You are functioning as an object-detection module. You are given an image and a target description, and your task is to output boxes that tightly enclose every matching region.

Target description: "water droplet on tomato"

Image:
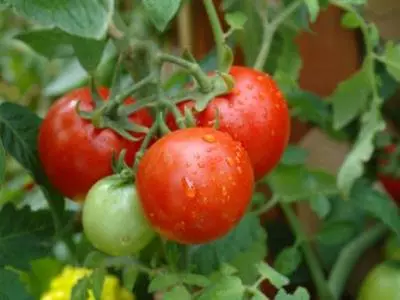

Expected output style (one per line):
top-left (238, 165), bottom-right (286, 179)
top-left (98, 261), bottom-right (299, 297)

top-left (182, 177), bottom-right (196, 198)
top-left (257, 75), bottom-right (264, 81)
top-left (237, 166), bottom-right (243, 174)
top-left (202, 134), bottom-right (216, 143)
top-left (120, 236), bottom-right (131, 245)
top-left (226, 157), bottom-right (235, 167)
top-left (197, 161), bottom-right (206, 168)
top-left (222, 186), bottom-right (228, 196)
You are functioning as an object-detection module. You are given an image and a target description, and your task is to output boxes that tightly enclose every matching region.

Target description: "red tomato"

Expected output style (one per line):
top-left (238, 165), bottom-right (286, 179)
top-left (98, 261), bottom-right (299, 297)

top-left (136, 127), bottom-right (254, 244)
top-left (38, 87), bottom-right (153, 201)
top-left (378, 145), bottom-right (400, 205)
top-left (167, 66), bottom-right (291, 180)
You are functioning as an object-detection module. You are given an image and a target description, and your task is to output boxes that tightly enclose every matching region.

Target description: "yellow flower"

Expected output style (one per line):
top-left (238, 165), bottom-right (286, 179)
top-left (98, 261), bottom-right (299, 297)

top-left (40, 266), bottom-right (134, 300)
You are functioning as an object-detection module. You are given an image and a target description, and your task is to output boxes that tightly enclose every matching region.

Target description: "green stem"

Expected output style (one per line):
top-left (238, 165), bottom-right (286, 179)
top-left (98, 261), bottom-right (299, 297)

top-left (132, 123), bottom-right (158, 173)
top-left (254, 195), bottom-right (279, 216)
top-left (157, 53), bottom-right (213, 93)
top-left (254, 0), bottom-right (302, 71)
top-left (114, 73), bottom-right (156, 105)
top-left (280, 203), bottom-right (334, 300)
top-left (328, 223), bottom-right (387, 300)
top-left (203, 0), bottom-right (226, 71)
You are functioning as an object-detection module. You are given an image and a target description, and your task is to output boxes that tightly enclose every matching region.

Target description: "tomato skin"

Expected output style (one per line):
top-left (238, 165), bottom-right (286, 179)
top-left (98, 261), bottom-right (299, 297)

top-left (38, 87), bottom-right (153, 201)
top-left (167, 66), bottom-right (290, 180)
top-left (136, 127), bottom-right (254, 244)
top-left (378, 145), bottom-right (400, 205)
top-left (82, 175), bottom-right (155, 256)
top-left (358, 261), bottom-right (400, 300)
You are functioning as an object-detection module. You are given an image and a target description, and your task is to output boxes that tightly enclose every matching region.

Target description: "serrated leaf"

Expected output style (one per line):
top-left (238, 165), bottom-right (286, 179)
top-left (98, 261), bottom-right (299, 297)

top-left (225, 11), bottom-right (248, 30)
top-left (0, 204), bottom-right (55, 270)
top-left (198, 275), bottom-right (245, 300)
top-left (188, 213), bottom-right (266, 276)
top-left (309, 194), bottom-right (331, 219)
top-left (5, 0), bottom-right (114, 39)
top-left (274, 246), bottom-right (302, 276)
top-left (275, 287), bottom-right (310, 300)
top-left (341, 11), bottom-right (361, 28)
top-left (71, 276), bottom-right (91, 300)
top-left (317, 222), bottom-right (357, 245)
top-left (181, 274), bottom-right (210, 287)
top-left (337, 106), bottom-right (385, 196)
top-left (368, 24), bottom-right (379, 48)
top-left (0, 268), bottom-right (33, 300)
top-left (71, 37), bottom-right (107, 73)
top-left (163, 285), bottom-right (191, 300)
top-left (256, 262), bottom-right (289, 289)
top-left (148, 273), bottom-right (181, 293)
top-left (329, 69), bottom-right (371, 130)
top-left (383, 41), bottom-right (400, 81)
top-left (267, 165), bottom-right (338, 202)
top-left (143, 0), bottom-right (182, 32)
top-left (0, 139), bottom-right (5, 185)
top-left (0, 102), bottom-right (66, 217)
top-left (250, 290), bottom-right (269, 300)
top-left (122, 264), bottom-right (139, 291)
top-left (304, 0), bottom-right (319, 22)
top-left (350, 180), bottom-right (400, 236)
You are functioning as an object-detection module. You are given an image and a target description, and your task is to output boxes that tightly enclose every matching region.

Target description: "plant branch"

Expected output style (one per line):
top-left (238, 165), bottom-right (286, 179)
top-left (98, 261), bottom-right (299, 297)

top-left (328, 223), bottom-right (387, 300)
top-left (203, 0), bottom-right (226, 71)
top-left (254, 195), bottom-right (279, 216)
top-left (254, 0), bottom-right (302, 70)
top-left (280, 203), bottom-right (335, 300)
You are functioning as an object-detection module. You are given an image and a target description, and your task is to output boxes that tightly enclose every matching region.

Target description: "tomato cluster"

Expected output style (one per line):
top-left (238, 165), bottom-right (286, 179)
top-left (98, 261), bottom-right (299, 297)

top-left (38, 66), bottom-right (290, 254)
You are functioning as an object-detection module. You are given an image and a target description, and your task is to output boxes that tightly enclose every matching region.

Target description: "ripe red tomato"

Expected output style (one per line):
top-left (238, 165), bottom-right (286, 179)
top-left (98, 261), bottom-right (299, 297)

top-left (136, 127), bottom-right (254, 244)
top-left (167, 66), bottom-right (291, 180)
top-left (38, 87), bottom-right (153, 201)
top-left (378, 144), bottom-right (400, 205)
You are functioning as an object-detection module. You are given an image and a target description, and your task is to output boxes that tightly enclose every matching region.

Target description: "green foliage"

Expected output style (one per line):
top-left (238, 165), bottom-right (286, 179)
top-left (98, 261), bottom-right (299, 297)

top-left (275, 287), bottom-right (310, 300)
top-left (225, 11), bottom-right (248, 31)
top-left (0, 268), bottom-right (33, 300)
top-left (2, 0), bottom-right (114, 39)
top-left (274, 246), bottom-right (302, 276)
top-left (304, 0), bottom-right (319, 22)
top-left (0, 140), bottom-right (5, 185)
top-left (142, 0), bottom-right (182, 32)
top-left (383, 41), bottom-right (400, 81)
top-left (0, 204), bottom-right (55, 270)
top-left (71, 269), bottom-right (106, 300)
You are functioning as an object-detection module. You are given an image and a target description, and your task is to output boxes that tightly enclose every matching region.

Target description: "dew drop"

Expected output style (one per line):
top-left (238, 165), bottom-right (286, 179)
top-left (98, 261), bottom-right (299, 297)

top-left (197, 161), bottom-right (206, 168)
top-left (237, 166), bottom-right (243, 174)
top-left (222, 186), bottom-right (228, 196)
top-left (181, 177), bottom-right (196, 198)
top-left (120, 236), bottom-right (131, 245)
top-left (226, 157), bottom-right (235, 167)
top-left (257, 75), bottom-right (264, 81)
top-left (202, 134), bottom-right (216, 143)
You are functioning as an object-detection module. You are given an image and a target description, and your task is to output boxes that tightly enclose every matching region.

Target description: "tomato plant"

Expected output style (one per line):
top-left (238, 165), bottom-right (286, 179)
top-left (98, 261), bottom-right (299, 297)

top-left (2, 0), bottom-right (400, 299)
top-left (82, 175), bottom-right (155, 256)
top-left (38, 87), bottom-right (153, 201)
top-left (167, 66), bottom-right (291, 181)
top-left (136, 127), bottom-right (254, 244)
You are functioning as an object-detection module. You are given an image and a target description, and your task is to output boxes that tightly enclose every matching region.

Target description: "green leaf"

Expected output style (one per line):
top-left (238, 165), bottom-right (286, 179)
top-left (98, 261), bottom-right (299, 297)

top-left (267, 165), bottom-right (338, 202)
top-left (225, 11), bottom-right (248, 30)
top-left (304, 0), bottom-right (319, 22)
top-left (341, 11), bottom-right (361, 28)
top-left (337, 106), bottom-right (385, 196)
top-left (250, 290), bottom-right (269, 300)
top-left (274, 29), bottom-right (302, 93)
top-left (256, 262), bottom-right (289, 289)
top-left (198, 275), bottom-right (245, 300)
top-left (350, 180), bottom-right (400, 237)
top-left (383, 41), bottom-right (400, 81)
top-left (122, 264), bottom-right (139, 291)
top-left (275, 287), bottom-right (310, 300)
top-left (5, 0), bottom-right (114, 39)
top-left (280, 145), bottom-right (308, 166)
top-left (317, 222), bottom-right (357, 245)
top-left (143, 0), bottom-right (182, 32)
top-left (274, 246), bottom-right (302, 276)
top-left (181, 274), bottom-right (210, 287)
top-left (71, 276), bottom-right (91, 300)
top-left (329, 69), bottom-right (371, 130)
top-left (0, 204), bottom-right (55, 270)
top-left (148, 273), bottom-right (181, 293)
top-left (91, 269), bottom-right (106, 300)
top-left (22, 257), bottom-right (63, 299)
top-left (309, 194), bottom-right (331, 219)
top-left (0, 268), bottom-right (33, 300)
top-left (163, 285), bottom-right (191, 300)
top-left (188, 213), bottom-right (267, 277)
top-left (71, 37), bottom-right (107, 73)
top-left (0, 139), bottom-right (5, 185)
top-left (0, 102), bottom-right (66, 216)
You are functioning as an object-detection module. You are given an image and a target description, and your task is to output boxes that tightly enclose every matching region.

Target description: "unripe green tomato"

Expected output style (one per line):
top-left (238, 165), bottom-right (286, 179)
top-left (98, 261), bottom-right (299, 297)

top-left (358, 261), bottom-right (400, 300)
top-left (383, 234), bottom-right (400, 261)
top-left (82, 175), bottom-right (156, 256)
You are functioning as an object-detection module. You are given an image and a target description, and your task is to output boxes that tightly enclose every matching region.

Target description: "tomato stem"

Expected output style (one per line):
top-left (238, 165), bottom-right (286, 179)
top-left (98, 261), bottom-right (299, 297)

top-left (203, 0), bottom-right (227, 72)
top-left (253, 0), bottom-right (302, 71)
top-left (254, 195), bottom-right (279, 216)
top-left (328, 223), bottom-right (387, 300)
top-left (280, 202), bottom-right (335, 300)
top-left (132, 123), bottom-right (158, 174)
